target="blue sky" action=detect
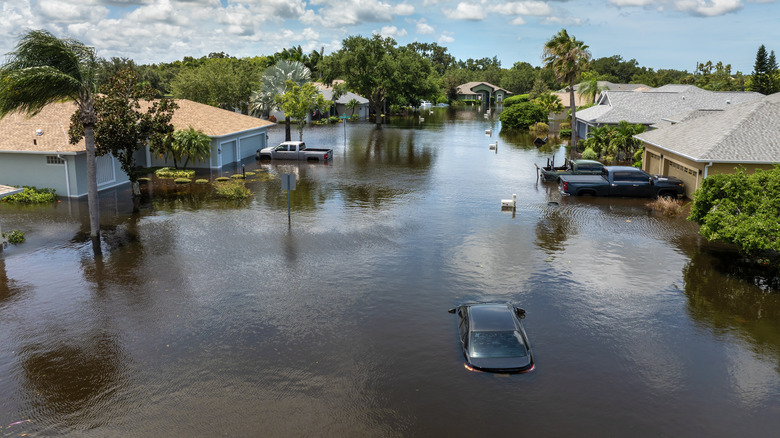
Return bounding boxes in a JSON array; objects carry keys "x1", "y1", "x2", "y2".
[{"x1": 1, "y1": 0, "x2": 777, "y2": 73}]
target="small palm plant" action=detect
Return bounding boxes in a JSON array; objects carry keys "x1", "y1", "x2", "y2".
[{"x1": 172, "y1": 127, "x2": 211, "y2": 169}]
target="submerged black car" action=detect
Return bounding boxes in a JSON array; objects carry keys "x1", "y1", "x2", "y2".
[{"x1": 448, "y1": 303, "x2": 534, "y2": 373}]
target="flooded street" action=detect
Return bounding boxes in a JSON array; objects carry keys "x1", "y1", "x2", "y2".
[{"x1": 2, "y1": 107, "x2": 780, "y2": 436}]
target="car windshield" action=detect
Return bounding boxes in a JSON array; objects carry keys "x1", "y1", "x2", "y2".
[{"x1": 469, "y1": 330, "x2": 527, "y2": 358}]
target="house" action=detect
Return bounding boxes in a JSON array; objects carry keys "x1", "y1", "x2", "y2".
[
  {"x1": 456, "y1": 82, "x2": 512, "y2": 105},
  {"x1": 634, "y1": 92, "x2": 780, "y2": 199},
  {"x1": 574, "y1": 85, "x2": 763, "y2": 141},
  {"x1": 0, "y1": 100, "x2": 274, "y2": 198},
  {"x1": 269, "y1": 81, "x2": 369, "y2": 122},
  {"x1": 316, "y1": 83, "x2": 369, "y2": 120}
]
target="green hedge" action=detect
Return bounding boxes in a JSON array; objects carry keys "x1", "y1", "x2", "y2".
[{"x1": 0, "y1": 186, "x2": 57, "y2": 204}]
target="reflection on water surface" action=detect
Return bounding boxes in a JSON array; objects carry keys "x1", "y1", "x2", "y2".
[{"x1": 1, "y1": 108, "x2": 779, "y2": 436}]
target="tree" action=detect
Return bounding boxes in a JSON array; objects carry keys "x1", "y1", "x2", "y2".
[
  {"x1": 689, "y1": 166, "x2": 780, "y2": 254},
  {"x1": 607, "y1": 121, "x2": 645, "y2": 160},
  {"x1": 70, "y1": 68, "x2": 177, "y2": 209},
  {"x1": 171, "y1": 56, "x2": 262, "y2": 113},
  {"x1": 0, "y1": 30, "x2": 101, "y2": 240},
  {"x1": 543, "y1": 29, "x2": 592, "y2": 150},
  {"x1": 577, "y1": 71, "x2": 608, "y2": 103},
  {"x1": 250, "y1": 60, "x2": 310, "y2": 141},
  {"x1": 346, "y1": 98, "x2": 360, "y2": 117},
  {"x1": 274, "y1": 81, "x2": 331, "y2": 141},
  {"x1": 172, "y1": 127, "x2": 211, "y2": 169},
  {"x1": 498, "y1": 101, "x2": 548, "y2": 131},
  {"x1": 750, "y1": 44, "x2": 777, "y2": 94},
  {"x1": 534, "y1": 93, "x2": 564, "y2": 134},
  {"x1": 580, "y1": 125, "x2": 614, "y2": 158}
]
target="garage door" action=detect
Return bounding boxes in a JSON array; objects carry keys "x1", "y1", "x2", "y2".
[{"x1": 666, "y1": 161, "x2": 698, "y2": 199}]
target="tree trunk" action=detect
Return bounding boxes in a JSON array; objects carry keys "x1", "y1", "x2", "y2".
[
  {"x1": 285, "y1": 116, "x2": 292, "y2": 141},
  {"x1": 569, "y1": 81, "x2": 578, "y2": 151},
  {"x1": 84, "y1": 124, "x2": 101, "y2": 241},
  {"x1": 131, "y1": 181, "x2": 141, "y2": 213}
]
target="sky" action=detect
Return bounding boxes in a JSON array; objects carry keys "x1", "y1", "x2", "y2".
[{"x1": 1, "y1": 0, "x2": 778, "y2": 74}]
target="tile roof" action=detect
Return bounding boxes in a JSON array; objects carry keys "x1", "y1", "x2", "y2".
[
  {"x1": 634, "y1": 92, "x2": 780, "y2": 163},
  {"x1": 0, "y1": 99, "x2": 274, "y2": 153},
  {"x1": 577, "y1": 86, "x2": 763, "y2": 126}
]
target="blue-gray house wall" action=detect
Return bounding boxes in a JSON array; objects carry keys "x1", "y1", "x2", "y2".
[
  {"x1": 0, "y1": 151, "x2": 129, "y2": 198},
  {"x1": 140, "y1": 128, "x2": 268, "y2": 169}
]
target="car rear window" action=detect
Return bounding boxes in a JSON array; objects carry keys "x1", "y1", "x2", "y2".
[{"x1": 469, "y1": 331, "x2": 528, "y2": 358}]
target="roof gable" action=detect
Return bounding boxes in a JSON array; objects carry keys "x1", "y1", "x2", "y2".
[{"x1": 635, "y1": 93, "x2": 780, "y2": 163}]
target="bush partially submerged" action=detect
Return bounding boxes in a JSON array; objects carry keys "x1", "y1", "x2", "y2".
[
  {"x1": 647, "y1": 197, "x2": 685, "y2": 217},
  {"x1": 3, "y1": 230, "x2": 25, "y2": 244},
  {"x1": 174, "y1": 178, "x2": 192, "y2": 184},
  {"x1": 195, "y1": 179, "x2": 209, "y2": 184},
  {"x1": 1, "y1": 186, "x2": 57, "y2": 204},
  {"x1": 214, "y1": 180, "x2": 252, "y2": 199},
  {"x1": 155, "y1": 167, "x2": 195, "y2": 179}
]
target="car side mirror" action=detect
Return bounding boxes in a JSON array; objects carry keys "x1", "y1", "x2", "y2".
[
  {"x1": 649, "y1": 178, "x2": 654, "y2": 186},
  {"x1": 448, "y1": 308, "x2": 456, "y2": 314},
  {"x1": 515, "y1": 308, "x2": 526, "y2": 319}
]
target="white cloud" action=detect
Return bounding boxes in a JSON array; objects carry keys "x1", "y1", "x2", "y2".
[
  {"x1": 510, "y1": 16, "x2": 527, "y2": 25},
  {"x1": 439, "y1": 32, "x2": 455, "y2": 43},
  {"x1": 38, "y1": 0, "x2": 109, "y2": 23},
  {"x1": 674, "y1": 0, "x2": 744, "y2": 16},
  {"x1": 443, "y1": 2, "x2": 487, "y2": 20},
  {"x1": 375, "y1": 25, "x2": 408, "y2": 38},
  {"x1": 318, "y1": 0, "x2": 400, "y2": 27},
  {"x1": 608, "y1": 0, "x2": 745, "y2": 16},
  {"x1": 489, "y1": 1, "x2": 553, "y2": 16},
  {"x1": 394, "y1": 3, "x2": 415, "y2": 15},
  {"x1": 415, "y1": 18, "x2": 435, "y2": 35}
]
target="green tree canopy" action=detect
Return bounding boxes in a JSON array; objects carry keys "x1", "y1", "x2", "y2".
[
  {"x1": 689, "y1": 167, "x2": 780, "y2": 254},
  {"x1": 499, "y1": 101, "x2": 547, "y2": 131},
  {"x1": 274, "y1": 81, "x2": 331, "y2": 141},
  {"x1": 543, "y1": 29, "x2": 591, "y2": 149}
]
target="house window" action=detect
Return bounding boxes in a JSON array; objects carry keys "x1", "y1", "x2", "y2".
[
  {"x1": 669, "y1": 161, "x2": 697, "y2": 176},
  {"x1": 46, "y1": 155, "x2": 64, "y2": 165}
]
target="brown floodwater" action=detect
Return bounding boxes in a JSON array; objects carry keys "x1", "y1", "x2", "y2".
[{"x1": 1, "y1": 106, "x2": 779, "y2": 436}]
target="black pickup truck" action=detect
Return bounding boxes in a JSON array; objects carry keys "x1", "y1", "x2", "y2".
[{"x1": 559, "y1": 166, "x2": 685, "y2": 198}]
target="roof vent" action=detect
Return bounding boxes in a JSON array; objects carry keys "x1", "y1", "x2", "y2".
[
  {"x1": 35, "y1": 129, "x2": 43, "y2": 136},
  {"x1": 726, "y1": 100, "x2": 731, "y2": 104}
]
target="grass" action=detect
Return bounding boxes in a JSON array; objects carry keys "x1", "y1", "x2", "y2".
[{"x1": 214, "y1": 180, "x2": 252, "y2": 199}]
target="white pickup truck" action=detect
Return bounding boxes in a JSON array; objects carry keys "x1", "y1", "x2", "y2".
[{"x1": 256, "y1": 141, "x2": 333, "y2": 162}]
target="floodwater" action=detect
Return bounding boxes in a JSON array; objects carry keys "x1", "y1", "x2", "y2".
[{"x1": 1, "y1": 107, "x2": 780, "y2": 437}]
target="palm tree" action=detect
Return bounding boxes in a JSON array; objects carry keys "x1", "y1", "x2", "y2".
[
  {"x1": 577, "y1": 72, "x2": 608, "y2": 104},
  {"x1": 580, "y1": 125, "x2": 614, "y2": 158},
  {"x1": 534, "y1": 93, "x2": 564, "y2": 136},
  {"x1": 608, "y1": 121, "x2": 646, "y2": 161},
  {"x1": 172, "y1": 127, "x2": 211, "y2": 169},
  {"x1": 250, "y1": 60, "x2": 310, "y2": 141},
  {"x1": 346, "y1": 98, "x2": 360, "y2": 118},
  {"x1": 0, "y1": 30, "x2": 101, "y2": 239},
  {"x1": 543, "y1": 29, "x2": 592, "y2": 150}
]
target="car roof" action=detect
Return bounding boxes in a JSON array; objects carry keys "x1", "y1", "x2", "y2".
[{"x1": 469, "y1": 304, "x2": 517, "y2": 331}]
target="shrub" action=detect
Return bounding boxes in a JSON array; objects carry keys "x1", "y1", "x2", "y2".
[
  {"x1": 195, "y1": 179, "x2": 209, "y2": 184},
  {"x1": 559, "y1": 128, "x2": 572, "y2": 138},
  {"x1": 214, "y1": 180, "x2": 252, "y2": 199},
  {"x1": 328, "y1": 116, "x2": 340, "y2": 124},
  {"x1": 582, "y1": 147, "x2": 598, "y2": 160},
  {"x1": 503, "y1": 94, "x2": 530, "y2": 107},
  {"x1": 138, "y1": 177, "x2": 151, "y2": 183},
  {"x1": 215, "y1": 177, "x2": 230, "y2": 182},
  {"x1": 1, "y1": 186, "x2": 57, "y2": 204},
  {"x1": 532, "y1": 122, "x2": 549, "y2": 136},
  {"x1": 244, "y1": 171, "x2": 256, "y2": 176},
  {"x1": 155, "y1": 167, "x2": 195, "y2": 178},
  {"x1": 647, "y1": 197, "x2": 685, "y2": 217},
  {"x1": 174, "y1": 178, "x2": 191, "y2": 184},
  {"x1": 231, "y1": 174, "x2": 246, "y2": 179},
  {"x1": 499, "y1": 102, "x2": 547, "y2": 131},
  {"x1": 3, "y1": 229, "x2": 25, "y2": 244},
  {"x1": 351, "y1": 114, "x2": 359, "y2": 120}
]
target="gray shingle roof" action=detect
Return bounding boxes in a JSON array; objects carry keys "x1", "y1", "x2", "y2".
[
  {"x1": 634, "y1": 92, "x2": 780, "y2": 163},
  {"x1": 577, "y1": 86, "x2": 763, "y2": 126}
]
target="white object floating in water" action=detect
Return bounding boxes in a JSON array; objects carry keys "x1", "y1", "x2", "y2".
[
  {"x1": 489, "y1": 143, "x2": 496, "y2": 150},
  {"x1": 484, "y1": 113, "x2": 489, "y2": 119},
  {"x1": 429, "y1": 110, "x2": 433, "y2": 115},
  {"x1": 501, "y1": 194, "x2": 517, "y2": 210},
  {"x1": 485, "y1": 129, "x2": 491, "y2": 136}
]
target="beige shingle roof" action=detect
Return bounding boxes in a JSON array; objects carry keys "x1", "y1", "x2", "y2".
[{"x1": 0, "y1": 99, "x2": 274, "y2": 153}]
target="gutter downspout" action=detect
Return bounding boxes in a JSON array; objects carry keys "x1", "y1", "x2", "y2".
[
  {"x1": 57, "y1": 152, "x2": 71, "y2": 198},
  {"x1": 699, "y1": 162, "x2": 713, "y2": 192}
]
